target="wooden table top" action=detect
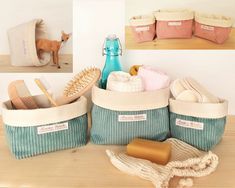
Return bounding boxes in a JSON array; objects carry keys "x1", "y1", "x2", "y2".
[
  {"x1": 0, "y1": 116, "x2": 234, "y2": 188},
  {"x1": 125, "y1": 26, "x2": 235, "y2": 50},
  {"x1": 0, "y1": 54, "x2": 73, "y2": 73}
]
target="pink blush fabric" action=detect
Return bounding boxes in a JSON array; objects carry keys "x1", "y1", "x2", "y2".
[
  {"x1": 156, "y1": 20, "x2": 193, "y2": 39},
  {"x1": 194, "y1": 21, "x2": 232, "y2": 44},
  {"x1": 138, "y1": 66, "x2": 170, "y2": 91},
  {"x1": 131, "y1": 23, "x2": 156, "y2": 43}
]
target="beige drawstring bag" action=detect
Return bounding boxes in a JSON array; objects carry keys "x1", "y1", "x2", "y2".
[{"x1": 106, "y1": 138, "x2": 219, "y2": 188}]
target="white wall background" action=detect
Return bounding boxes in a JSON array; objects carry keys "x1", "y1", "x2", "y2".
[
  {"x1": 0, "y1": 0, "x2": 235, "y2": 114},
  {"x1": 126, "y1": 0, "x2": 235, "y2": 27},
  {"x1": 0, "y1": 0, "x2": 73, "y2": 54}
]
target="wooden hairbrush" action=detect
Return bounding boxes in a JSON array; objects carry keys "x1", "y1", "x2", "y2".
[
  {"x1": 56, "y1": 67, "x2": 101, "y2": 105},
  {"x1": 8, "y1": 80, "x2": 38, "y2": 109}
]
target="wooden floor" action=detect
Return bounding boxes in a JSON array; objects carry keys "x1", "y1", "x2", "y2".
[
  {"x1": 125, "y1": 26, "x2": 235, "y2": 50},
  {"x1": 0, "y1": 54, "x2": 73, "y2": 73},
  {"x1": 0, "y1": 115, "x2": 234, "y2": 187}
]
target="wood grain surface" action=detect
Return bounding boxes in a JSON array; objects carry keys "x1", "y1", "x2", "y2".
[{"x1": 0, "y1": 54, "x2": 73, "y2": 73}]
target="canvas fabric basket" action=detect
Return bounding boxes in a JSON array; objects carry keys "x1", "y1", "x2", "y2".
[
  {"x1": 154, "y1": 9, "x2": 194, "y2": 39},
  {"x1": 2, "y1": 95, "x2": 88, "y2": 159},
  {"x1": 169, "y1": 98, "x2": 228, "y2": 151},
  {"x1": 7, "y1": 19, "x2": 51, "y2": 66},
  {"x1": 129, "y1": 15, "x2": 156, "y2": 43},
  {"x1": 194, "y1": 13, "x2": 233, "y2": 44},
  {"x1": 91, "y1": 86, "x2": 170, "y2": 145}
]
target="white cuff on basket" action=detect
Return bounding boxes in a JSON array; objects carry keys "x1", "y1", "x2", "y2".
[
  {"x1": 169, "y1": 98, "x2": 228, "y2": 119},
  {"x1": 129, "y1": 14, "x2": 155, "y2": 26},
  {"x1": 92, "y1": 85, "x2": 170, "y2": 111},
  {"x1": 2, "y1": 95, "x2": 88, "y2": 127},
  {"x1": 195, "y1": 12, "x2": 233, "y2": 28},
  {"x1": 154, "y1": 9, "x2": 194, "y2": 21}
]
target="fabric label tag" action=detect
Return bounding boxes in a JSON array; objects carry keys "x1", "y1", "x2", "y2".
[
  {"x1": 168, "y1": 22, "x2": 182, "y2": 26},
  {"x1": 176, "y1": 119, "x2": 204, "y2": 130},
  {"x1": 135, "y1": 26, "x2": 150, "y2": 32},
  {"x1": 37, "y1": 122, "x2": 69, "y2": 135},
  {"x1": 201, "y1": 25, "x2": 214, "y2": 31},
  {"x1": 118, "y1": 114, "x2": 147, "y2": 122}
]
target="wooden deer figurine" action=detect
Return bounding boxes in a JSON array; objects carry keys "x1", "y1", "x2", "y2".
[{"x1": 36, "y1": 31, "x2": 71, "y2": 69}]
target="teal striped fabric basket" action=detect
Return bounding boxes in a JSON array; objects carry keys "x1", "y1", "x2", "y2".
[
  {"x1": 169, "y1": 98, "x2": 228, "y2": 151},
  {"x1": 91, "y1": 86, "x2": 170, "y2": 145},
  {"x1": 2, "y1": 95, "x2": 88, "y2": 159}
]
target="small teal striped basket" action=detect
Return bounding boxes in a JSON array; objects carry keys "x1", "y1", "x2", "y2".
[
  {"x1": 169, "y1": 98, "x2": 228, "y2": 151},
  {"x1": 90, "y1": 86, "x2": 170, "y2": 145},
  {"x1": 2, "y1": 95, "x2": 88, "y2": 159}
]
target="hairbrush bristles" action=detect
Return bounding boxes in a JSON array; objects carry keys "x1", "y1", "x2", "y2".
[{"x1": 63, "y1": 67, "x2": 101, "y2": 99}]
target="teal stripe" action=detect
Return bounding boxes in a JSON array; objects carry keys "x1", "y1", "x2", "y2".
[
  {"x1": 170, "y1": 112, "x2": 226, "y2": 151},
  {"x1": 91, "y1": 105, "x2": 170, "y2": 145},
  {"x1": 4, "y1": 114, "x2": 88, "y2": 159}
]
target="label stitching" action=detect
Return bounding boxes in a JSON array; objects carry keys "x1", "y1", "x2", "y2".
[
  {"x1": 201, "y1": 25, "x2": 214, "y2": 31},
  {"x1": 175, "y1": 118, "x2": 204, "y2": 130},
  {"x1": 168, "y1": 22, "x2": 182, "y2": 26},
  {"x1": 135, "y1": 26, "x2": 150, "y2": 32},
  {"x1": 37, "y1": 122, "x2": 69, "y2": 135},
  {"x1": 118, "y1": 114, "x2": 147, "y2": 122}
]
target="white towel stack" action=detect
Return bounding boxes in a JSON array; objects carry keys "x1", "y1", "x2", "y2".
[{"x1": 107, "y1": 71, "x2": 144, "y2": 92}]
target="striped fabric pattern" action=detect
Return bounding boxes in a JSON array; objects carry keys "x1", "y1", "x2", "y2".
[
  {"x1": 91, "y1": 105, "x2": 169, "y2": 145},
  {"x1": 4, "y1": 114, "x2": 88, "y2": 159},
  {"x1": 170, "y1": 112, "x2": 226, "y2": 151}
]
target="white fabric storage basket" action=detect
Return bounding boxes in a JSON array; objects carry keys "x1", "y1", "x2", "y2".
[
  {"x1": 91, "y1": 86, "x2": 170, "y2": 145},
  {"x1": 154, "y1": 9, "x2": 194, "y2": 39},
  {"x1": 2, "y1": 95, "x2": 88, "y2": 159},
  {"x1": 8, "y1": 19, "x2": 51, "y2": 66},
  {"x1": 169, "y1": 98, "x2": 228, "y2": 151},
  {"x1": 194, "y1": 13, "x2": 233, "y2": 44}
]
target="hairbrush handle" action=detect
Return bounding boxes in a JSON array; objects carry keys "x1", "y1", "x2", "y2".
[{"x1": 35, "y1": 79, "x2": 58, "y2": 107}]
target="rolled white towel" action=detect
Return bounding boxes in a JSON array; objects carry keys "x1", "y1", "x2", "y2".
[
  {"x1": 107, "y1": 71, "x2": 144, "y2": 92},
  {"x1": 170, "y1": 78, "x2": 220, "y2": 103}
]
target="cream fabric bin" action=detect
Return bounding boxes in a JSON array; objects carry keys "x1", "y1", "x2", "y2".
[
  {"x1": 7, "y1": 19, "x2": 51, "y2": 66},
  {"x1": 91, "y1": 86, "x2": 170, "y2": 145},
  {"x1": 169, "y1": 99, "x2": 228, "y2": 151},
  {"x1": 2, "y1": 95, "x2": 88, "y2": 159}
]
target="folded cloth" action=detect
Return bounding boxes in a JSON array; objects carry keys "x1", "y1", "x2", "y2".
[
  {"x1": 106, "y1": 138, "x2": 219, "y2": 188},
  {"x1": 138, "y1": 66, "x2": 170, "y2": 91},
  {"x1": 107, "y1": 71, "x2": 144, "y2": 92}
]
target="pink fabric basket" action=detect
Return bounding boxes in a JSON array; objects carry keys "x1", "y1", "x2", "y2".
[
  {"x1": 154, "y1": 9, "x2": 194, "y2": 39},
  {"x1": 129, "y1": 15, "x2": 156, "y2": 43},
  {"x1": 194, "y1": 13, "x2": 233, "y2": 44}
]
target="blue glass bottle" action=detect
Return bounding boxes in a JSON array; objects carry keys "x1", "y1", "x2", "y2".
[{"x1": 100, "y1": 35, "x2": 122, "y2": 89}]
